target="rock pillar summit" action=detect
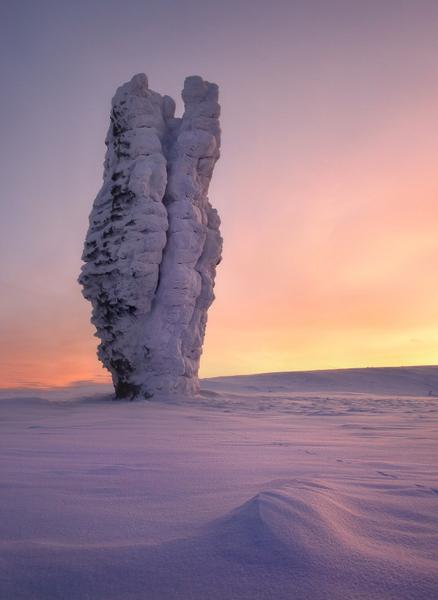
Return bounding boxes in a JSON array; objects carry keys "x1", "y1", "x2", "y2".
[{"x1": 79, "y1": 74, "x2": 222, "y2": 399}]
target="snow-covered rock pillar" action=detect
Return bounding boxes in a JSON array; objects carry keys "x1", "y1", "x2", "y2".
[{"x1": 79, "y1": 74, "x2": 222, "y2": 399}]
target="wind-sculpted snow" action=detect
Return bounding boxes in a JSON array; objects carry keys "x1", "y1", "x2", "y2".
[
  {"x1": 79, "y1": 74, "x2": 222, "y2": 399},
  {"x1": 2, "y1": 368, "x2": 438, "y2": 599}
]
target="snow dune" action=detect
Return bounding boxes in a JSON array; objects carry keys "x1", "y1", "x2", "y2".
[{"x1": 1, "y1": 366, "x2": 438, "y2": 599}]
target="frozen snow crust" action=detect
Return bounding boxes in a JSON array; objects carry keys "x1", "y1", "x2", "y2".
[
  {"x1": 1, "y1": 366, "x2": 438, "y2": 599},
  {"x1": 79, "y1": 74, "x2": 222, "y2": 399}
]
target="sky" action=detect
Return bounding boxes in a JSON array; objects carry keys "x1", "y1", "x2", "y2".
[{"x1": 1, "y1": 0, "x2": 438, "y2": 387}]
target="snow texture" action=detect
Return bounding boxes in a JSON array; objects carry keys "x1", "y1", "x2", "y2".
[
  {"x1": 79, "y1": 74, "x2": 222, "y2": 399},
  {"x1": 1, "y1": 366, "x2": 438, "y2": 599}
]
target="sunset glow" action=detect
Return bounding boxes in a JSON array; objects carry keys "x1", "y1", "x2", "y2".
[{"x1": 2, "y1": 1, "x2": 438, "y2": 387}]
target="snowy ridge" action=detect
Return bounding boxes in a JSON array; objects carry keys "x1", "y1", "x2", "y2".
[{"x1": 203, "y1": 365, "x2": 438, "y2": 397}]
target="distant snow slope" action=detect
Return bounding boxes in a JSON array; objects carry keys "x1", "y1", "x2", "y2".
[
  {"x1": 2, "y1": 365, "x2": 438, "y2": 401},
  {"x1": 203, "y1": 365, "x2": 438, "y2": 397},
  {"x1": 1, "y1": 366, "x2": 437, "y2": 599}
]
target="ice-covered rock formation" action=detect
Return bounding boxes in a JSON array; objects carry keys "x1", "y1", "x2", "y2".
[{"x1": 79, "y1": 74, "x2": 222, "y2": 399}]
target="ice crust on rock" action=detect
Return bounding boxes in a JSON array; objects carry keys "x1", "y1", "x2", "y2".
[{"x1": 79, "y1": 74, "x2": 222, "y2": 399}]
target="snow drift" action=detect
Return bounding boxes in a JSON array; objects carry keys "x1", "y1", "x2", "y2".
[{"x1": 1, "y1": 366, "x2": 438, "y2": 599}]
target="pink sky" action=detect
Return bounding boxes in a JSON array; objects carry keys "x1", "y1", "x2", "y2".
[{"x1": 1, "y1": 1, "x2": 438, "y2": 387}]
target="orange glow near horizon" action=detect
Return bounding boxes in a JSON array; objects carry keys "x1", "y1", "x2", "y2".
[
  {"x1": 3, "y1": 94, "x2": 438, "y2": 388},
  {"x1": 2, "y1": 3, "x2": 438, "y2": 388}
]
